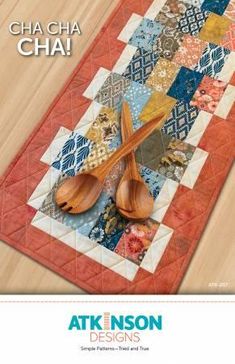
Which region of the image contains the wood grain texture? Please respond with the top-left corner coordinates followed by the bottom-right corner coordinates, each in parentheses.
top-left (116, 101), bottom-right (154, 221)
top-left (0, 0), bottom-right (234, 294)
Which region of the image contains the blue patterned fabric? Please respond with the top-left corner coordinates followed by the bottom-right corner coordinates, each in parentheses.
top-left (52, 133), bottom-right (93, 176)
top-left (167, 66), bottom-right (204, 102)
top-left (129, 18), bottom-right (164, 52)
top-left (123, 47), bottom-right (159, 84)
top-left (201, 0), bottom-right (230, 15)
top-left (124, 81), bottom-right (152, 121)
top-left (89, 198), bottom-right (128, 250)
top-left (162, 100), bottom-right (199, 140)
top-left (194, 43), bottom-right (231, 78)
top-left (177, 5), bottom-right (209, 36)
top-left (139, 166), bottom-right (166, 199)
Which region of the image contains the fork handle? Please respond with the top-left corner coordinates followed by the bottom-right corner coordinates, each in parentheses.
top-left (92, 112), bottom-right (165, 180)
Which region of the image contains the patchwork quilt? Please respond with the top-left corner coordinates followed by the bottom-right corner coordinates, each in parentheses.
top-left (0, 0), bottom-right (235, 293)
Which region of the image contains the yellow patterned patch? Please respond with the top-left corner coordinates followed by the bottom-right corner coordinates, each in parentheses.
top-left (146, 58), bottom-right (180, 93)
top-left (139, 91), bottom-right (176, 127)
top-left (80, 142), bottom-right (113, 172)
top-left (199, 13), bottom-right (232, 45)
top-left (86, 106), bottom-right (119, 145)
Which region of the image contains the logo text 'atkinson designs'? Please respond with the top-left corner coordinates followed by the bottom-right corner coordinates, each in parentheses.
top-left (68, 313), bottom-right (162, 331)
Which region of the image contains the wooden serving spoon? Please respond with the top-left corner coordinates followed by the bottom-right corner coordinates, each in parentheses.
top-left (55, 108), bottom-right (164, 214)
top-left (115, 101), bottom-right (154, 221)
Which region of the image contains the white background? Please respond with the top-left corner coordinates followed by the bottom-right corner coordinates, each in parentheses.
top-left (0, 295), bottom-right (234, 364)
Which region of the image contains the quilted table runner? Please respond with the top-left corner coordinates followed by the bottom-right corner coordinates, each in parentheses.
top-left (1, 0), bottom-right (235, 293)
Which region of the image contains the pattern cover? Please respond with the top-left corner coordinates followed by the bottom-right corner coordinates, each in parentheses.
top-left (0, 0), bottom-right (234, 294)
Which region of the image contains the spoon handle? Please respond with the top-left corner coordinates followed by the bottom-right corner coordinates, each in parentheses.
top-left (121, 101), bottom-right (139, 178)
top-left (93, 111), bottom-right (165, 180)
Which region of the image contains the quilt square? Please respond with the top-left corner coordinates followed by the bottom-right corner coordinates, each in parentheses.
top-left (146, 57), bottom-right (180, 93)
top-left (122, 47), bottom-right (159, 84)
top-left (157, 138), bottom-right (195, 182)
top-left (139, 91), bottom-right (177, 123)
top-left (155, 0), bottom-right (190, 28)
top-left (177, 5), bottom-right (209, 36)
top-left (199, 13), bottom-right (232, 45)
top-left (153, 26), bottom-right (184, 60)
top-left (89, 197), bottom-right (129, 251)
top-left (123, 81), bottom-right (152, 126)
top-left (162, 100), bottom-right (199, 140)
top-left (85, 106), bottom-right (119, 146)
top-left (128, 18), bottom-right (164, 52)
top-left (190, 76), bottom-right (227, 113)
top-left (136, 130), bottom-right (195, 183)
top-left (80, 142), bottom-right (114, 172)
top-left (135, 129), bottom-right (172, 170)
top-left (172, 34), bottom-right (207, 69)
top-left (167, 66), bottom-right (204, 102)
top-left (201, 0), bottom-right (230, 16)
top-left (94, 72), bottom-right (131, 109)
top-left (52, 133), bottom-right (93, 176)
top-left (115, 219), bottom-right (159, 266)
top-left (139, 165), bottom-right (167, 199)
top-left (194, 43), bottom-right (231, 77)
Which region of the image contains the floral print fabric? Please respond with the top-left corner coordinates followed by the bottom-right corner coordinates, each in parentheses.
top-left (86, 107), bottom-right (119, 146)
top-left (157, 138), bottom-right (195, 182)
top-left (146, 57), bottom-right (180, 93)
top-left (89, 198), bottom-right (128, 250)
top-left (155, 0), bottom-right (189, 28)
top-left (173, 35), bottom-right (207, 69)
top-left (190, 76), bottom-right (227, 113)
top-left (115, 219), bottom-right (159, 265)
top-left (129, 18), bottom-right (164, 52)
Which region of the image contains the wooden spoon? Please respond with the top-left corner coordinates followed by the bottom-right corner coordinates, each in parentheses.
top-left (115, 101), bottom-right (154, 221)
top-left (55, 108), bottom-right (164, 214)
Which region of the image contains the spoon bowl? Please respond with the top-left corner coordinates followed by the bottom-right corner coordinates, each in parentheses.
top-left (116, 179), bottom-right (154, 221)
top-left (56, 174), bottom-right (103, 214)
